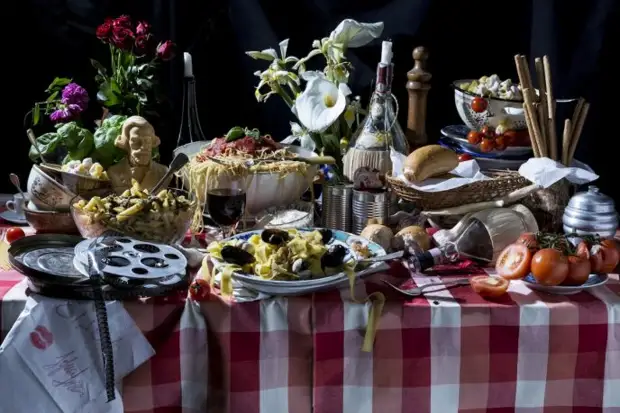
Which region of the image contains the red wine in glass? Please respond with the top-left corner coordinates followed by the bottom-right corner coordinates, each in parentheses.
top-left (206, 188), bottom-right (246, 229)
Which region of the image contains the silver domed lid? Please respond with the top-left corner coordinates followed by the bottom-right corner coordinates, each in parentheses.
top-left (566, 186), bottom-right (616, 214)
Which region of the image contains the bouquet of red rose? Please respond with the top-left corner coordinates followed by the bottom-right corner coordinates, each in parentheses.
top-left (92, 15), bottom-right (176, 116)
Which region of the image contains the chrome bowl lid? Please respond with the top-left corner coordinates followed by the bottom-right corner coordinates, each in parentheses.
top-left (566, 186), bottom-right (616, 214)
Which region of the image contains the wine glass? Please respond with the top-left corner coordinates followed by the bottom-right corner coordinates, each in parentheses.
top-left (205, 177), bottom-right (247, 239)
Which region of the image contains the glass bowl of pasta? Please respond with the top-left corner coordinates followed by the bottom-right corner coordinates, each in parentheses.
top-left (205, 228), bottom-right (388, 295)
top-left (70, 180), bottom-right (197, 244)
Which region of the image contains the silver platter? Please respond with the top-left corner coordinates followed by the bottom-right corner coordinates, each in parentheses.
top-left (74, 236), bottom-right (187, 280)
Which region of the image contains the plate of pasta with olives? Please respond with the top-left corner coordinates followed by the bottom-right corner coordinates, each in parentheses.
top-left (205, 228), bottom-right (389, 295)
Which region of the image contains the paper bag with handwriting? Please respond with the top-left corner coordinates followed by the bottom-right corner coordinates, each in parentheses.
top-left (0, 297), bottom-right (154, 413)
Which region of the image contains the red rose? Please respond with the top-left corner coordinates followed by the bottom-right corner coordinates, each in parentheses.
top-left (111, 26), bottom-right (135, 51)
top-left (134, 35), bottom-right (150, 54)
top-left (96, 19), bottom-right (113, 41)
top-left (156, 40), bottom-right (176, 61)
top-left (113, 15), bottom-right (132, 29)
top-left (136, 21), bottom-right (151, 36)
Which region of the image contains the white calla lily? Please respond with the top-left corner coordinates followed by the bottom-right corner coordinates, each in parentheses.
top-left (281, 122), bottom-right (316, 151)
top-left (246, 48), bottom-right (279, 61)
top-left (294, 76), bottom-right (351, 132)
top-left (279, 39), bottom-right (289, 58)
top-left (329, 19), bottom-right (384, 48)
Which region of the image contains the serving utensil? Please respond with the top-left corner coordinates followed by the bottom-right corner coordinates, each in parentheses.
top-left (9, 173), bottom-right (27, 199)
top-left (382, 278), bottom-right (470, 297)
top-left (152, 153), bottom-right (190, 194)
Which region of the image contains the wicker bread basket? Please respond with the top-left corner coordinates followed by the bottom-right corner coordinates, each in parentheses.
top-left (387, 170), bottom-right (531, 210)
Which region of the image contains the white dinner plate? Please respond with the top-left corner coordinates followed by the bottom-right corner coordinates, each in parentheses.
top-left (523, 273), bottom-right (609, 295)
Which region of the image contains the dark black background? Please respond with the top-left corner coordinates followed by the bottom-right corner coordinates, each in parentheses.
top-left (6, 0), bottom-right (618, 199)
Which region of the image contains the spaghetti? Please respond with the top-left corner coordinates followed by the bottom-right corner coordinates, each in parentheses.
top-left (179, 146), bottom-right (309, 232)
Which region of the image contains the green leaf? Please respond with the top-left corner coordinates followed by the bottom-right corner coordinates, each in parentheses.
top-left (245, 128), bottom-right (261, 140)
top-left (46, 91), bottom-right (59, 102)
top-left (33, 105), bottom-right (41, 126)
top-left (29, 132), bottom-right (60, 162)
top-left (90, 59), bottom-right (108, 78)
top-left (46, 77), bottom-right (71, 93)
top-left (97, 80), bottom-right (122, 106)
top-left (225, 126), bottom-right (245, 142)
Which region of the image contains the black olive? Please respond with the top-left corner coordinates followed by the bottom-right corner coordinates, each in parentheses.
top-left (220, 245), bottom-right (255, 266)
top-left (321, 244), bottom-right (348, 268)
top-left (318, 228), bottom-right (333, 244)
top-left (261, 229), bottom-right (290, 245)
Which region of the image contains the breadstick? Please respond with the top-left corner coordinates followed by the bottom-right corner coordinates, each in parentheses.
top-left (524, 103), bottom-right (542, 158)
top-left (561, 119), bottom-right (572, 166)
top-left (567, 102), bottom-right (590, 165)
top-left (523, 90), bottom-right (546, 156)
top-left (542, 56), bottom-right (557, 161)
top-left (534, 58), bottom-right (548, 143)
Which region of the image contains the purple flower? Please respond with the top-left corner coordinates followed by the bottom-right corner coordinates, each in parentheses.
top-left (61, 83), bottom-right (89, 110)
top-left (49, 104), bottom-right (82, 123)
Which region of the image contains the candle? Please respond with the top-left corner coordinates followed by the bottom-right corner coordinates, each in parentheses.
top-left (380, 41), bottom-right (392, 65)
top-left (183, 52), bottom-right (193, 77)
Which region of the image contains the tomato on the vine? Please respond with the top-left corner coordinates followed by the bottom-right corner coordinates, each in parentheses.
top-left (189, 278), bottom-right (212, 301)
top-left (531, 248), bottom-right (569, 286)
top-left (496, 243), bottom-right (532, 280)
top-left (516, 233), bottom-right (539, 252)
top-left (467, 131), bottom-right (483, 145)
top-left (5, 227), bottom-right (25, 243)
top-left (458, 153), bottom-right (473, 162)
top-left (563, 255), bottom-right (591, 286)
top-left (480, 138), bottom-right (495, 153)
top-left (596, 241), bottom-right (619, 273)
top-left (480, 125), bottom-right (492, 137)
top-left (503, 130), bottom-right (518, 147)
top-left (494, 135), bottom-right (507, 151)
top-left (470, 276), bottom-right (510, 298)
top-left (471, 97), bottom-right (488, 113)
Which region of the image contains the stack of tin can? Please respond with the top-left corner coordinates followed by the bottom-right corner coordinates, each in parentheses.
top-left (352, 189), bottom-right (390, 234)
top-left (321, 184), bottom-right (353, 232)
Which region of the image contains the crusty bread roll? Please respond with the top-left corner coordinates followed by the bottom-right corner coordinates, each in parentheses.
top-left (403, 145), bottom-right (458, 182)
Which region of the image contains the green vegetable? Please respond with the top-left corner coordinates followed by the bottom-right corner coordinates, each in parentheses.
top-left (57, 122), bottom-right (94, 163)
top-left (225, 126), bottom-right (245, 142)
top-left (93, 115), bottom-right (127, 167)
top-left (28, 132), bottom-right (60, 162)
top-left (245, 128), bottom-right (261, 140)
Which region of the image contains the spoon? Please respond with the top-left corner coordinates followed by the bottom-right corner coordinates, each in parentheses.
top-left (151, 153), bottom-right (190, 194)
top-left (9, 173), bottom-right (27, 199)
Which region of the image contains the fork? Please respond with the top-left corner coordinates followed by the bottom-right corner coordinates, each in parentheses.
top-left (382, 278), bottom-right (470, 297)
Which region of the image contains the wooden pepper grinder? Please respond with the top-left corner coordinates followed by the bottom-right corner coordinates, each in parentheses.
top-left (406, 47), bottom-right (431, 150)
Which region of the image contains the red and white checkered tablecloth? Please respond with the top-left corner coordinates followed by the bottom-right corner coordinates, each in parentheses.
top-left (2, 259), bottom-right (620, 413)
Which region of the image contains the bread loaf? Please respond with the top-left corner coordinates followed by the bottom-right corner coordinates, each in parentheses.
top-left (403, 145), bottom-right (458, 182)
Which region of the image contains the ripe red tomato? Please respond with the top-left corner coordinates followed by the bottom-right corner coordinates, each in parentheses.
top-left (496, 243), bottom-right (532, 280)
top-left (597, 241), bottom-right (619, 273)
top-left (480, 138), bottom-right (495, 152)
top-left (470, 275), bottom-right (510, 297)
top-left (503, 130), bottom-right (518, 147)
top-left (458, 153), bottom-right (473, 162)
top-left (515, 129), bottom-right (531, 145)
top-left (467, 131), bottom-right (483, 144)
top-left (563, 255), bottom-right (591, 286)
top-left (575, 241), bottom-right (590, 260)
top-left (531, 248), bottom-right (569, 286)
top-left (471, 97), bottom-right (488, 113)
top-left (480, 125), bottom-right (491, 136)
top-left (494, 135), bottom-right (507, 151)
top-left (189, 278), bottom-right (212, 301)
top-left (5, 227), bottom-right (25, 243)
top-left (516, 232), bottom-right (539, 252)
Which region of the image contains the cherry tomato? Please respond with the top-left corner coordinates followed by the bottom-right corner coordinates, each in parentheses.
top-left (597, 241), bottom-right (620, 273)
top-left (471, 97), bottom-right (488, 113)
top-left (516, 232), bottom-right (539, 252)
top-left (470, 275), bottom-right (510, 298)
top-left (576, 241), bottom-right (590, 260)
top-left (5, 227), bottom-right (25, 243)
top-left (480, 138), bottom-right (495, 153)
top-left (503, 130), bottom-right (518, 147)
top-left (189, 278), bottom-right (212, 301)
top-left (563, 255), bottom-right (591, 286)
top-left (467, 131), bottom-right (483, 145)
top-left (480, 125), bottom-right (492, 136)
top-left (496, 243), bottom-right (532, 280)
top-left (458, 153), bottom-right (473, 162)
top-left (494, 135), bottom-right (507, 151)
top-left (531, 248), bottom-right (569, 286)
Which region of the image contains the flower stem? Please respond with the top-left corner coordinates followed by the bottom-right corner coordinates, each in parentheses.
top-left (272, 84), bottom-right (294, 108)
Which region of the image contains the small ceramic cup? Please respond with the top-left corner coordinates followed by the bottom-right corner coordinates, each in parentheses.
top-left (5, 193), bottom-right (27, 215)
